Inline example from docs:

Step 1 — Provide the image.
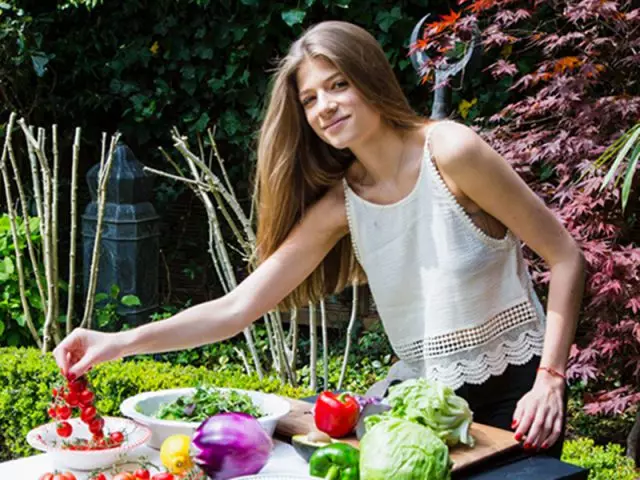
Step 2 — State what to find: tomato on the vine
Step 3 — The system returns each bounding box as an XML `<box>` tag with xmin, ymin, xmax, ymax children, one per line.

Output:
<box><xmin>68</xmin><ymin>378</ymin><xmax>87</xmax><ymax>392</ymax></box>
<box><xmin>151</xmin><ymin>473</ymin><xmax>174</xmax><ymax>480</ymax></box>
<box><xmin>113</xmin><ymin>472</ymin><xmax>136</xmax><ymax>480</ymax></box>
<box><xmin>134</xmin><ymin>468</ymin><xmax>150</xmax><ymax>480</ymax></box>
<box><xmin>90</xmin><ymin>474</ymin><xmax>107</xmax><ymax>480</ymax></box>
<box><xmin>89</xmin><ymin>417</ymin><xmax>105</xmax><ymax>435</ymax></box>
<box><xmin>110</xmin><ymin>431</ymin><xmax>125</xmax><ymax>444</ymax></box>
<box><xmin>81</xmin><ymin>405</ymin><xmax>97</xmax><ymax>423</ymax></box>
<box><xmin>79</xmin><ymin>390</ymin><xmax>95</xmax><ymax>406</ymax></box>
<box><xmin>51</xmin><ymin>473</ymin><xmax>77</xmax><ymax>480</ymax></box>
<box><xmin>56</xmin><ymin>421</ymin><xmax>73</xmax><ymax>438</ymax></box>
<box><xmin>65</xmin><ymin>391</ymin><xmax>80</xmax><ymax>407</ymax></box>
<box><xmin>56</xmin><ymin>405</ymin><xmax>72</xmax><ymax>420</ymax></box>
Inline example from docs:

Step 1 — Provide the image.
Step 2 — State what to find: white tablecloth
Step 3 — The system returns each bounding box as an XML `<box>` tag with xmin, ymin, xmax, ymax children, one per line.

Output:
<box><xmin>0</xmin><ymin>439</ymin><xmax>310</xmax><ymax>479</ymax></box>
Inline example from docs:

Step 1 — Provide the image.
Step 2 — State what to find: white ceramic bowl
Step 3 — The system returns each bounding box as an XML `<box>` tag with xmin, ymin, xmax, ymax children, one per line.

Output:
<box><xmin>26</xmin><ymin>416</ymin><xmax>151</xmax><ymax>471</ymax></box>
<box><xmin>120</xmin><ymin>387</ymin><xmax>291</xmax><ymax>449</ymax></box>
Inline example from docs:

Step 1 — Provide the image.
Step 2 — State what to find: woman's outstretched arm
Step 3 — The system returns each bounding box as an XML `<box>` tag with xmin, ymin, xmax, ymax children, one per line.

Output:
<box><xmin>54</xmin><ymin>184</ymin><xmax>348</xmax><ymax>378</ymax></box>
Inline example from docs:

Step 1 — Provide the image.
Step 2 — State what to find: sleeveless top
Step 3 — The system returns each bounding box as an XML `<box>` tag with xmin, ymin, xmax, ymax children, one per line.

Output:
<box><xmin>342</xmin><ymin>123</ymin><xmax>546</xmax><ymax>390</ymax></box>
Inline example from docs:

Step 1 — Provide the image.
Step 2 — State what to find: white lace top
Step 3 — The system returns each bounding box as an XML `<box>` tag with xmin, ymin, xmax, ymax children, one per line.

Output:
<box><xmin>342</xmin><ymin>123</ymin><xmax>546</xmax><ymax>390</ymax></box>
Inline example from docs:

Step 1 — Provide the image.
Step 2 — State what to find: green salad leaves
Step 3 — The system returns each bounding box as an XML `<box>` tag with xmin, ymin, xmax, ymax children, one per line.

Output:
<box><xmin>153</xmin><ymin>387</ymin><xmax>263</xmax><ymax>422</ymax></box>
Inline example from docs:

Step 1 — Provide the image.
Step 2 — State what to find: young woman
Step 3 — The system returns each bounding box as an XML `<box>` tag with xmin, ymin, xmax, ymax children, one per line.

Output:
<box><xmin>54</xmin><ymin>21</ymin><xmax>584</xmax><ymax>456</ymax></box>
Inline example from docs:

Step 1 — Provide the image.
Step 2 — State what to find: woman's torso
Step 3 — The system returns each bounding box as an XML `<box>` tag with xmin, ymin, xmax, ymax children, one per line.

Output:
<box><xmin>341</xmin><ymin>121</ymin><xmax>546</xmax><ymax>389</ymax></box>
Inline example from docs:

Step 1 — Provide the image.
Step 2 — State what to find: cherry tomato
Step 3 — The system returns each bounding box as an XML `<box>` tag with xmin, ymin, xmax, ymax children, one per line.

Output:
<box><xmin>56</xmin><ymin>421</ymin><xmax>73</xmax><ymax>438</ymax></box>
<box><xmin>68</xmin><ymin>377</ymin><xmax>88</xmax><ymax>392</ymax></box>
<box><xmin>53</xmin><ymin>473</ymin><xmax>77</xmax><ymax>480</ymax></box>
<box><xmin>81</xmin><ymin>405</ymin><xmax>97</xmax><ymax>423</ymax></box>
<box><xmin>89</xmin><ymin>417</ymin><xmax>105</xmax><ymax>435</ymax></box>
<box><xmin>79</xmin><ymin>390</ymin><xmax>95</xmax><ymax>406</ymax></box>
<box><xmin>113</xmin><ymin>472</ymin><xmax>135</xmax><ymax>480</ymax></box>
<box><xmin>91</xmin><ymin>474</ymin><xmax>107</xmax><ymax>480</ymax></box>
<box><xmin>48</xmin><ymin>406</ymin><xmax>57</xmax><ymax>419</ymax></box>
<box><xmin>110</xmin><ymin>431</ymin><xmax>125</xmax><ymax>444</ymax></box>
<box><xmin>151</xmin><ymin>474</ymin><xmax>174</xmax><ymax>480</ymax></box>
<box><xmin>65</xmin><ymin>391</ymin><xmax>80</xmax><ymax>407</ymax></box>
<box><xmin>134</xmin><ymin>469</ymin><xmax>150</xmax><ymax>480</ymax></box>
<box><xmin>56</xmin><ymin>404</ymin><xmax>72</xmax><ymax>420</ymax></box>
<box><xmin>39</xmin><ymin>474</ymin><xmax>54</xmax><ymax>480</ymax></box>
<box><xmin>52</xmin><ymin>388</ymin><xmax>58</xmax><ymax>397</ymax></box>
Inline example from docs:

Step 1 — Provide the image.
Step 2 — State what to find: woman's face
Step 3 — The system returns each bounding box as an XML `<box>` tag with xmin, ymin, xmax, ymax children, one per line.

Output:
<box><xmin>296</xmin><ymin>56</ymin><xmax>382</xmax><ymax>150</ymax></box>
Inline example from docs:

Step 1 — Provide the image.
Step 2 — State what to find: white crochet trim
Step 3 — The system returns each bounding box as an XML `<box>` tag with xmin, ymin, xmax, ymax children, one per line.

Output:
<box><xmin>423</xmin><ymin>328</ymin><xmax>545</xmax><ymax>390</ymax></box>
<box><xmin>392</xmin><ymin>301</ymin><xmax>546</xmax><ymax>390</ymax></box>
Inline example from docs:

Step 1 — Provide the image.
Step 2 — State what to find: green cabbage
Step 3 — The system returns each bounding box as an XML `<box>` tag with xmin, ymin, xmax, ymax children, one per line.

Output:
<box><xmin>360</xmin><ymin>417</ymin><xmax>452</xmax><ymax>480</ymax></box>
<box><xmin>366</xmin><ymin>378</ymin><xmax>474</xmax><ymax>447</ymax></box>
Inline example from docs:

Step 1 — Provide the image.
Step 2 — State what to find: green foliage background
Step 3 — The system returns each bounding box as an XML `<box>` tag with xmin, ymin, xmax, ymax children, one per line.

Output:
<box><xmin>1</xmin><ymin>0</ymin><xmax>452</xmax><ymax>183</ymax></box>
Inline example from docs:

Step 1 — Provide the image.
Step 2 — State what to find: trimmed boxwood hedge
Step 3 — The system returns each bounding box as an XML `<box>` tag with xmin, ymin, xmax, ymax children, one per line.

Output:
<box><xmin>0</xmin><ymin>347</ymin><xmax>311</xmax><ymax>460</ymax></box>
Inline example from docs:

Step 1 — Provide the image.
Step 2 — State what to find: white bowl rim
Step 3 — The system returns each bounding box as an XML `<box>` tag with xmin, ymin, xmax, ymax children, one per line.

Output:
<box><xmin>27</xmin><ymin>416</ymin><xmax>151</xmax><ymax>455</ymax></box>
<box><xmin>120</xmin><ymin>387</ymin><xmax>291</xmax><ymax>428</ymax></box>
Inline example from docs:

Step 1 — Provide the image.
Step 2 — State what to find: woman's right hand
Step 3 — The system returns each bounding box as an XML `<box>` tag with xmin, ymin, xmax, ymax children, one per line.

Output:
<box><xmin>53</xmin><ymin>328</ymin><xmax>125</xmax><ymax>379</ymax></box>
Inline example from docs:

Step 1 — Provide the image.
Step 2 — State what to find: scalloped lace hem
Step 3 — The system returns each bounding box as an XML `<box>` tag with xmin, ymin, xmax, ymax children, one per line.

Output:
<box><xmin>403</xmin><ymin>328</ymin><xmax>545</xmax><ymax>390</ymax></box>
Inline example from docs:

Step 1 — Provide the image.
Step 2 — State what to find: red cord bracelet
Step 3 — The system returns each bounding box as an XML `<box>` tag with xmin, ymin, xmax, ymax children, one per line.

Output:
<box><xmin>537</xmin><ymin>366</ymin><xmax>567</xmax><ymax>380</ymax></box>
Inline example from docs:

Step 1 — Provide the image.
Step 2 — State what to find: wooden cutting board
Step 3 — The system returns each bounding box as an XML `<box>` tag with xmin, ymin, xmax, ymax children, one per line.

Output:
<box><xmin>275</xmin><ymin>397</ymin><xmax>519</xmax><ymax>472</ymax></box>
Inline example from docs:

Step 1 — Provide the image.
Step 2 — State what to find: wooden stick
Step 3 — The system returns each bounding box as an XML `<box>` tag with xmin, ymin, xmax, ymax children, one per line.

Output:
<box><xmin>274</xmin><ymin>309</ymin><xmax>296</xmax><ymax>384</ymax></box>
<box><xmin>320</xmin><ymin>298</ymin><xmax>328</xmax><ymax>391</ymax></box>
<box><xmin>7</xmin><ymin>121</ymin><xmax>47</xmax><ymax>321</ymax></box>
<box><xmin>37</xmin><ymin>127</ymin><xmax>56</xmax><ymax>352</ymax></box>
<box><xmin>81</xmin><ymin>134</ymin><xmax>119</xmax><ymax>329</ymax></box>
<box><xmin>51</xmin><ymin>125</ymin><xmax>61</xmax><ymax>344</ymax></box>
<box><xmin>263</xmin><ymin>314</ymin><xmax>278</xmax><ymax>370</ymax></box>
<box><xmin>338</xmin><ymin>283</ymin><xmax>359</xmax><ymax>391</ymax></box>
<box><xmin>309</xmin><ymin>302</ymin><xmax>317</xmax><ymax>391</ymax></box>
<box><xmin>66</xmin><ymin>127</ymin><xmax>81</xmax><ymax>335</ymax></box>
<box><xmin>288</xmin><ymin>308</ymin><xmax>299</xmax><ymax>374</ymax></box>
<box><xmin>234</xmin><ymin>346</ymin><xmax>252</xmax><ymax>376</ymax></box>
<box><xmin>180</xmin><ymin>146</ymin><xmax>264</xmax><ymax>379</ymax></box>
<box><xmin>0</xmin><ymin>114</ymin><xmax>42</xmax><ymax>348</ymax></box>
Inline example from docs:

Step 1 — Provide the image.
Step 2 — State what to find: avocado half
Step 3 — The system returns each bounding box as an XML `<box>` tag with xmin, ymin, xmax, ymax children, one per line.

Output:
<box><xmin>291</xmin><ymin>431</ymin><xmax>334</xmax><ymax>462</ymax></box>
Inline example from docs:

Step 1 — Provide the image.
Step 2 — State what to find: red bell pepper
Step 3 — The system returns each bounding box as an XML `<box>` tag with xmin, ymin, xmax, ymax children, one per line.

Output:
<box><xmin>314</xmin><ymin>391</ymin><xmax>360</xmax><ymax>438</ymax></box>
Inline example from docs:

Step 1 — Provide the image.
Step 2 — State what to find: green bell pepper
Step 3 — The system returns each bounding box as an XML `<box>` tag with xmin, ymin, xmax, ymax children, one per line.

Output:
<box><xmin>308</xmin><ymin>443</ymin><xmax>360</xmax><ymax>480</ymax></box>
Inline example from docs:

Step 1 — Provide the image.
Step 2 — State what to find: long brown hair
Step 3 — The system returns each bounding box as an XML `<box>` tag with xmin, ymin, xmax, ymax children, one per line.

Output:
<box><xmin>254</xmin><ymin>21</ymin><xmax>425</xmax><ymax>309</ymax></box>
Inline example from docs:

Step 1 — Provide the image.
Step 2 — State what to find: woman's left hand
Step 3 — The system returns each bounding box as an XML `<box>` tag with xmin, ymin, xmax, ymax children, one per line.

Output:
<box><xmin>512</xmin><ymin>371</ymin><xmax>565</xmax><ymax>450</ymax></box>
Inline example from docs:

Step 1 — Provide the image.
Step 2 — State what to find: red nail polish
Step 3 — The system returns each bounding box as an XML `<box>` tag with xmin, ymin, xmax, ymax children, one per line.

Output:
<box><xmin>515</xmin><ymin>433</ymin><xmax>523</xmax><ymax>441</ymax></box>
<box><xmin>524</xmin><ymin>442</ymin><xmax>531</xmax><ymax>449</ymax></box>
<box><xmin>542</xmin><ymin>442</ymin><xmax>549</xmax><ymax>449</ymax></box>
<box><xmin>511</xmin><ymin>420</ymin><xmax>518</xmax><ymax>429</ymax></box>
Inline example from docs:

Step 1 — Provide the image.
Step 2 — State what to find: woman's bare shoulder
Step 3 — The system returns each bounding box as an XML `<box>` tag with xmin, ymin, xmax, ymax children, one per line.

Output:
<box><xmin>426</xmin><ymin>120</ymin><xmax>483</xmax><ymax>171</ymax></box>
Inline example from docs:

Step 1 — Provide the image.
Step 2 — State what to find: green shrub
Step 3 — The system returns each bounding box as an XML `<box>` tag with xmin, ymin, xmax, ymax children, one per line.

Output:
<box><xmin>562</xmin><ymin>437</ymin><xmax>638</xmax><ymax>480</ymax></box>
<box><xmin>0</xmin><ymin>215</ymin><xmax>46</xmax><ymax>347</ymax></box>
<box><xmin>565</xmin><ymin>387</ymin><xmax>637</xmax><ymax>445</ymax></box>
<box><xmin>0</xmin><ymin>347</ymin><xmax>312</xmax><ymax>461</ymax></box>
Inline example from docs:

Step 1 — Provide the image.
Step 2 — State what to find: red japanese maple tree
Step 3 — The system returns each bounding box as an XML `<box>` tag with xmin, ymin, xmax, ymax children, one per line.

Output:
<box><xmin>413</xmin><ymin>0</ymin><xmax>640</xmax><ymax>462</ymax></box>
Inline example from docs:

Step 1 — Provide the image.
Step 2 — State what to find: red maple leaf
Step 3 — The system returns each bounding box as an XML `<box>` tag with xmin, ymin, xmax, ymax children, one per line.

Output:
<box><xmin>426</xmin><ymin>9</ymin><xmax>462</xmax><ymax>35</ymax></box>
<box><xmin>466</xmin><ymin>0</ymin><xmax>498</xmax><ymax>14</ymax></box>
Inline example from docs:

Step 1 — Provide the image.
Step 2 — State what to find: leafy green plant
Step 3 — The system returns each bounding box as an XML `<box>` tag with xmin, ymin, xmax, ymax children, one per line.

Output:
<box><xmin>0</xmin><ymin>214</ymin><xmax>45</xmax><ymax>347</ymax></box>
<box><xmin>593</xmin><ymin>122</ymin><xmax>640</xmax><ymax>211</ymax></box>
<box><xmin>561</xmin><ymin>437</ymin><xmax>638</xmax><ymax>480</ymax></box>
<box><xmin>93</xmin><ymin>284</ymin><xmax>141</xmax><ymax>331</ymax></box>
<box><xmin>0</xmin><ymin>346</ymin><xmax>312</xmax><ymax>460</ymax></box>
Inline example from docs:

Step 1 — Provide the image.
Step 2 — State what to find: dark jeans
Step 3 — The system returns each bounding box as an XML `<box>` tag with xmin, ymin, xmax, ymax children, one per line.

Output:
<box><xmin>454</xmin><ymin>356</ymin><xmax>567</xmax><ymax>459</ymax></box>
